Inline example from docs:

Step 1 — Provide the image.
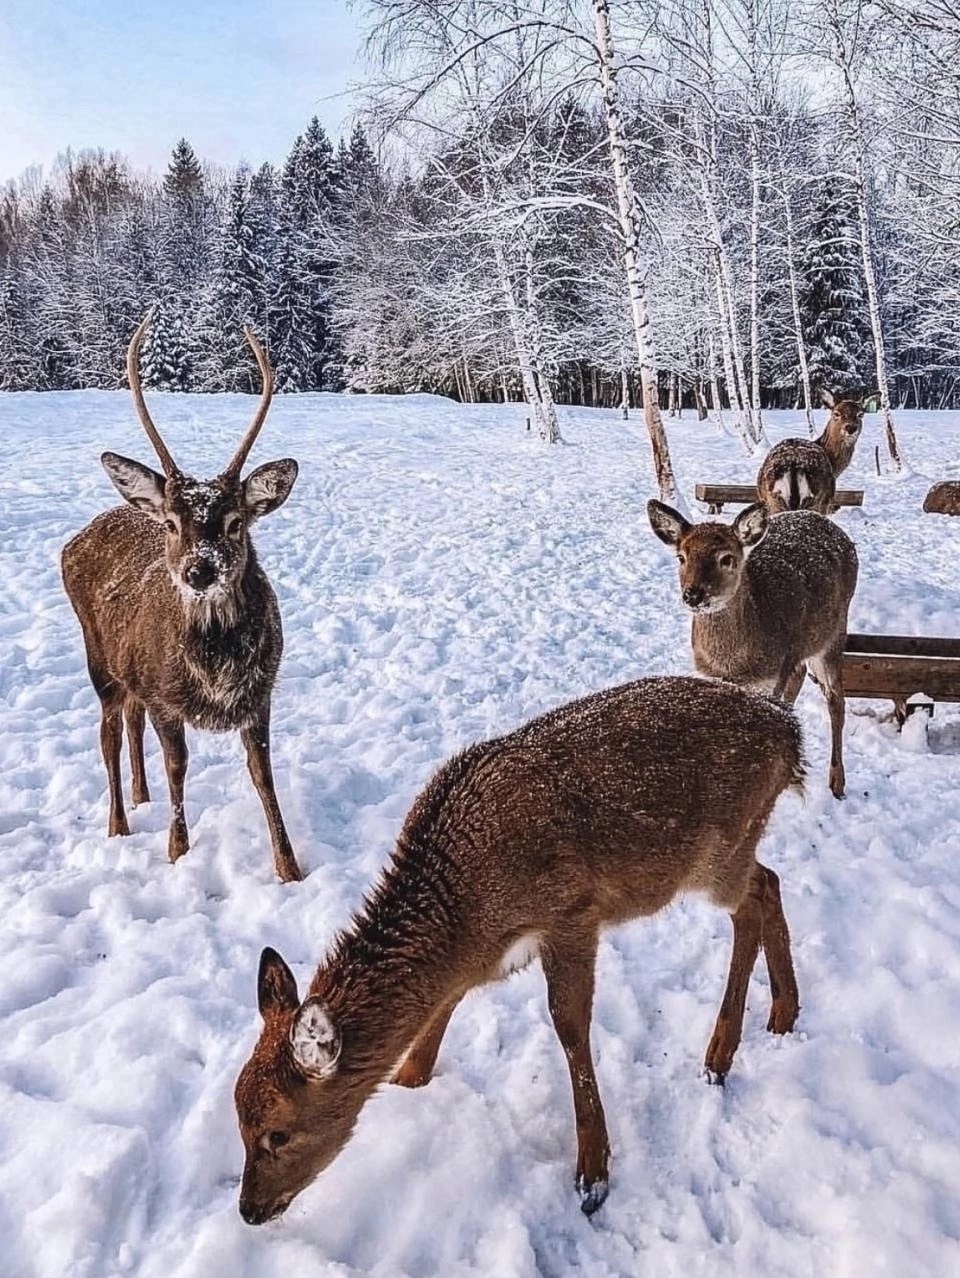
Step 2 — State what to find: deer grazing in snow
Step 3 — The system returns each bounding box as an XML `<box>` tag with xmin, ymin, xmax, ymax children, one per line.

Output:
<box><xmin>647</xmin><ymin>500</ymin><xmax>858</xmax><ymax>798</ymax></box>
<box><xmin>234</xmin><ymin>675</ymin><xmax>803</xmax><ymax>1223</ymax></box>
<box><xmin>61</xmin><ymin>313</ymin><xmax>303</xmax><ymax>882</ymax></box>
<box><xmin>756</xmin><ymin>391</ymin><xmax>865</xmax><ymax>515</ymax></box>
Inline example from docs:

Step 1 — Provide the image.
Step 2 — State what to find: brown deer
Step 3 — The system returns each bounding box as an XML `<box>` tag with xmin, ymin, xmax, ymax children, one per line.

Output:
<box><xmin>61</xmin><ymin>313</ymin><xmax>303</xmax><ymax>882</ymax></box>
<box><xmin>234</xmin><ymin>675</ymin><xmax>803</xmax><ymax>1223</ymax></box>
<box><xmin>922</xmin><ymin>481</ymin><xmax>960</xmax><ymax>516</ymax></box>
<box><xmin>647</xmin><ymin>500</ymin><xmax>858</xmax><ymax>798</ymax></box>
<box><xmin>756</xmin><ymin>391</ymin><xmax>865</xmax><ymax>515</ymax></box>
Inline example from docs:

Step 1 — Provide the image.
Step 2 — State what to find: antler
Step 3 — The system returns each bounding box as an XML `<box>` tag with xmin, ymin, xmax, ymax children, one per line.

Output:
<box><xmin>127</xmin><ymin>311</ymin><xmax>179</xmax><ymax>477</ymax></box>
<box><xmin>222</xmin><ymin>327</ymin><xmax>275</xmax><ymax>479</ymax></box>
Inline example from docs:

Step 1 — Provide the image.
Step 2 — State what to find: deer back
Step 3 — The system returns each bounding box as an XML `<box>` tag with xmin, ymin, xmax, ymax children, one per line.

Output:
<box><xmin>756</xmin><ymin>439</ymin><xmax>836</xmax><ymax>515</ymax></box>
<box><xmin>922</xmin><ymin>481</ymin><xmax>960</xmax><ymax>516</ymax></box>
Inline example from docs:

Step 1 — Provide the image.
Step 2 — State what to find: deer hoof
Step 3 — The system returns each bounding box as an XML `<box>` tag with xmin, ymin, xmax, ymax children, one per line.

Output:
<box><xmin>392</xmin><ymin>1059</ymin><xmax>431</xmax><ymax>1088</ymax></box>
<box><xmin>767</xmin><ymin>1000</ymin><xmax>799</xmax><ymax>1035</ymax></box>
<box><xmin>168</xmin><ymin>831</ymin><xmax>189</xmax><ymax>863</ymax></box>
<box><xmin>577</xmin><ymin>1175</ymin><xmax>609</xmax><ymax>1217</ymax></box>
<box><xmin>109</xmin><ymin>816</ymin><xmax>131</xmax><ymax>837</ymax></box>
<box><xmin>277</xmin><ymin>858</ymin><xmax>304</xmax><ymax>884</ymax></box>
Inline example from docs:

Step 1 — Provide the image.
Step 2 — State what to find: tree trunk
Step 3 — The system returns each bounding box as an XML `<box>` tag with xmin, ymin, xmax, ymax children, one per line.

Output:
<box><xmin>833</xmin><ymin>16</ymin><xmax>905</xmax><ymax>472</ymax></box>
<box><xmin>775</xmin><ymin>137</ymin><xmax>814</xmax><ymax>434</ymax></box>
<box><xmin>592</xmin><ymin>0</ymin><xmax>681</xmax><ymax>504</ymax></box>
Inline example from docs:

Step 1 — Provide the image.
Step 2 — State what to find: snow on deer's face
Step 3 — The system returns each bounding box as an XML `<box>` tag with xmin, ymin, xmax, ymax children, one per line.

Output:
<box><xmin>161</xmin><ymin>474</ymin><xmax>249</xmax><ymax>600</ymax></box>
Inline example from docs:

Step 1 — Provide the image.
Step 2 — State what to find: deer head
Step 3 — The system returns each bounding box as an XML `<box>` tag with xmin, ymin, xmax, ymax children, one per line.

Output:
<box><xmin>101</xmin><ymin>313</ymin><xmax>298</xmax><ymax>602</ymax></box>
<box><xmin>234</xmin><ymin>948</ymin><xmax>369</xmax><ymax>1225</ymax></box>
<box><xmin>647</xmin><ymin>500</ymin><xmax>768</xmax><ymax>613</ymax></box>
<box><xmin>820</xmin><ymin>390</ymin><xmax>865</xmax><ymax>439</ymax></box>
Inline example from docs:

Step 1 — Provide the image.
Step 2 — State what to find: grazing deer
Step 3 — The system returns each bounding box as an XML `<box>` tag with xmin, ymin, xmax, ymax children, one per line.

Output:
<box><xmin>234</xmin><ymin>675</ymin><xmax>803</xmax><ymax>1223</ymax></box>
<box><xmin>756</xmin><ymin>391</ymin><xmax>865</xmax><ymax>515</ymax></box>
<box><xmin>61</xmin><ymin>313</ymin><xmax>303</xmax><ymax>882</ymax></box>
<box><xmin>647</xmin><ymin>500</ymin><xmax>858</xmax><ymax>798</ymax></box>
<box><xmin>922</xmin><ymin>481</ymin><xmax>960</xmax><ymax>516</ymax></box>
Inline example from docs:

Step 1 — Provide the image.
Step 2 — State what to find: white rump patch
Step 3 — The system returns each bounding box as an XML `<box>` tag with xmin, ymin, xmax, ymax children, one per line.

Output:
<box><xmin>772</xmin><ymin>471</ymin><xmax>811</xmax><ymax>507</ymax></box>
<box><xmin>499</xmin><ymin>934</ymin><xmax>540</xmax><ymax>977</ymax></box>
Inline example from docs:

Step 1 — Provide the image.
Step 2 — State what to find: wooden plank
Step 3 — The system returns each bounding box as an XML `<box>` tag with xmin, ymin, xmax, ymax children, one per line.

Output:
<box><xmin>694</xmin><ymin>483</ymin><xmax>863</xmax><ymax>508</ymax></box>
<box><xmin>841</xmin><ymin>653</ymin><xmax>960</xmax><ymax>700</ymax></box>
<box><xmin>846</xmin><ymin>633</ymin><xmax>960</xmax><ymax>660</ymax></box>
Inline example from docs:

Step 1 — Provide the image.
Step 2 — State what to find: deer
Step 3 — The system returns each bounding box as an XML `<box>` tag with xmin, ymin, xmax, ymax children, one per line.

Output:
<box><xmin>647</xmin><ymin>500</ymin><xmax>858</xmax><ymax>799</ymax></box>
<box><xmin>756</xmin><ymin>391</ymin><xmax>865</xmax><ymax>515</ymax></box>
<box><xmin>61</xmin><ymin>312</ymin><xmax>303</xmax><ymax>883</ymax></box>
<box><xmin>234</xmin><ymin>674</ymin><xmax>803</xmax><ymax>1223</ymax></box>
<box><xmin>922</xmin><ymin>481</ymin><xmax>960</xmax><ymax>516</ymax></box>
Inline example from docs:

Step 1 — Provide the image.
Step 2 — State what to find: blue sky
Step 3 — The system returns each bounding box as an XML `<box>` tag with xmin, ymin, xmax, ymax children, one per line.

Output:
<box><xmin>0</xmin><ymin>0</ymin><xmax>363</xmax><ymax>184</ymax></box>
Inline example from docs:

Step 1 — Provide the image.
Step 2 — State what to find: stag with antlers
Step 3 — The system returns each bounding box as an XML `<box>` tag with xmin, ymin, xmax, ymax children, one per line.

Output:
<box><xmin>61</xmin><ymin>314</ymin><xmax>303</xmax><ymax>882</ymax></box>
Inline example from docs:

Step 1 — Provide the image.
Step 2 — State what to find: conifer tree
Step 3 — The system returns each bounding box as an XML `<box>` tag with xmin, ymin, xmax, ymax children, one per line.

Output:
<box><xmin>796</xmin><ymin>173</ymin><xmax>871</xmax><ymax>394</ymax></box>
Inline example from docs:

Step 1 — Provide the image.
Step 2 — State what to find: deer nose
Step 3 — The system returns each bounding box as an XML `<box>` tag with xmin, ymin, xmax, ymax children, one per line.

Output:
<box><xmin>239</xmin><ymin>1198</ymin><xmax>268</xmax><ymax>1226</ymax></box>
<box><xmin>682</xmin><ymin>585</ymin><xmax>705</xmax><ymax>609</ymax></box>
<box><xmin>184</xmin><ymin>560</ymin><xmax>216</xmax><ymax>591</ymax></box>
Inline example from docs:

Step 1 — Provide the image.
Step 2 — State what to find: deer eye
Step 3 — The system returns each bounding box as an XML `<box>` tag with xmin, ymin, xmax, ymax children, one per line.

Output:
<box><xmin>718</xmin><ymin>553</ymin><xmax>735</xmax><ymax>570</ymax></box>
<box><xmin>164</xmin><ymin>518</ymin><xmax>178</xmax><ymax>535</ymax></box>
<box><xmin>268</xmin><ymin>1130</ymin><xmax>290</xmax><ymax>1151</ymax></box>
<box><xmin>224</xmin><ymin>513</ymin><xmax>243</xmax><ymax>538</ymax></box>
<box><xmin>677</xmin><ymin>552</ymin><xmax>686</xmax><ymax>565</ymax></box>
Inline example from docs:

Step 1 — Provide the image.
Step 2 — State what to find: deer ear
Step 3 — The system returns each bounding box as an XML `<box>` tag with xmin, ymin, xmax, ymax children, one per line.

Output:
<box><xmin>243</xmin><ymin>459</ymin><xmax>298</xmax><ymax>521</ymax></box>
<box><xmin>647</xmin><ymin>499</ymin><xmax>690</xmax><ymax>547</ymax></box>
<box><xmin>733</xmin><ymin>502</ymin><xmax>768</xmax><ymax>548</ymax></box>
<box><xmin>290</xmin><ymin>998</ymin><xmax>341</xmax><ymax>1078</ymax></box>
<box><xmin>257</xmin><ymin>947</ymin><xmax>300</xmax><ymax>1020</ymax></box>
<box><xmin>820</xmin><ymin>389</ymin><xmax>836</xmax><ymax>409</ymax></box>
<box><xmin>101</xmin><ymin>452</ymin><xmax>166</xmax><ymax>516</ymax></box>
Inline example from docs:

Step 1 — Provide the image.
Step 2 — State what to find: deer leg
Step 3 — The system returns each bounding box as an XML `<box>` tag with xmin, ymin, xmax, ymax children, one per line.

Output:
<box><xmin>393</xmin><ymin>995</ymin><xmax>461</xmax><ymax>1088</ymax></box>
<box><xmin>150</xmin><ymin>713</ymin><xmax>190</xmax><ymax>862</ymax></box>
<box><xmin>541</xmin><ymin>932</ymin><xmax>610</xmax><ymax>1216</ymax></box>
<box><xmin>779</xmin><ymin>663</ymin><xmax>807</xmax><ymax>706</ymax></box>
<box><xmin>772</xmin><ymin>655</ymin><xmax>803</xmax><ymax>703</ymax></box>
<box><xmin>704</xmin><ymin>863</ymin><xmax>764</xmax><ymax>1083</ymax></box>
<box><xmin>240</xmin><ymin>709</ymin><xmax>303</xmax><ymax>883</ymax></box>
<box><xmin>757</xmin><ymin>864</ymin><xmax>799</xmax><ymax>1035</ymax></box>
<box><xmin>100</xmin><ymin>697</ymin><xmax>130</xmax><ymax>838</ymax></box>
<box><xmin>809</xmin><ymin>648</ymin><xmax>846</xmax><ymax>798</ymax></box>
<box><xmin>124</xmin><ymin>698</ymin><xmax>149</xmax><ymax>806</ymax></box>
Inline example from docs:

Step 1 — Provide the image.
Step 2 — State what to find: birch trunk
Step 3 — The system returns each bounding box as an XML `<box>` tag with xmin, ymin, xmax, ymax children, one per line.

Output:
<box><xmin>831</xmin><ymin>10</ymin><xmax>905</xmax><ymax>472</ymax></box>
<box><xmin>592</xmin><ymin>0</ymin><xmax>680</xmax><ymax>503</ymax></box>
<box><xmin>745</xmin><ymin>1</ymin><xmax>765</xmax><ymax>444</ymax></box>
<box><xmin>708</xmin><ymin>329</ymin><xmax>725</xmax><ymax>430</ymax></box>
<box><xmin>775</xmin><ymin>138</ymin><xmax>814</xmax><ymax>433</ymax></box>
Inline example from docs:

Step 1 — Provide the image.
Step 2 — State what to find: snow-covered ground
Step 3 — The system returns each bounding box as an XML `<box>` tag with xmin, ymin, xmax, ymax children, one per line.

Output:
<box><xmin>1</xmin><ymin>392</ymin><xmax>959</xmax><ymax>1278</ymax></box>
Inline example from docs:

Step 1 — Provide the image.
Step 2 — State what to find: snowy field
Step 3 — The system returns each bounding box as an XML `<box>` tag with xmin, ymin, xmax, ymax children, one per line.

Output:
<box><xmin>1</xmin><ymin>391</ymin><xmax>959</xmax><ymax>1278</ymax></box>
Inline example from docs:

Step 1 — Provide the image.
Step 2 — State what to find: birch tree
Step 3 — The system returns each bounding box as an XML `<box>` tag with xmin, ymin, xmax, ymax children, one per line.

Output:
<box><xmin>813</xmin><ymin>0</ymin><xmax>905</xmax><ymax>471</ymax></box>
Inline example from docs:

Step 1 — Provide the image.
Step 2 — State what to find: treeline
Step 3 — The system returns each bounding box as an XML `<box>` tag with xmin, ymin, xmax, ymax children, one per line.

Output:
<box><xmin>2</xmin><ymin>0</ymin><xmax>959</xmax><ymax>418</ymax></box>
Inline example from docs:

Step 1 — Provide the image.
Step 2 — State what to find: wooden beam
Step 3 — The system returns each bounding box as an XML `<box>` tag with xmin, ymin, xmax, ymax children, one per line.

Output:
<box><xmin>694</xmin><ymin>483</ymin><xmax>864</xmax><ymax>510</ymax></box>
<box><xmin>842</xmin><ymin>653</ymin><xmax>960</xmax><ymax>701</ymax></box>
<box><xmin>846</xmin><ymin>633</ymin><xmax>960</xmax><ymax>660</ymax></box>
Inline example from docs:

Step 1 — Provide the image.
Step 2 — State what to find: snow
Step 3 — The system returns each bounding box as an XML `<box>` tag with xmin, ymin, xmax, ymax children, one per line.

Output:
<box><xmin>2</xmin><ymin>391</ymin><xmax>959</xmax><ymax>1278</ymax></box>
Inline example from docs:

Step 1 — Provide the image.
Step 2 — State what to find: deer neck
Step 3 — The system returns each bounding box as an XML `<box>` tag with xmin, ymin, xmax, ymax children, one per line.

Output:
<box><xmin>307</xmin><ymin>846</ymin><xmax>466</xmax><ymax>1083</ymax></box>
<box><xmin>816</xmin><ymin>425</ymin><xmax>853</xmax><ymax>475</ymax></box>
<box><xmin>691</xmin><ymin>571</ymin><xmax>759</xmax><ymax>671</ymax></box>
